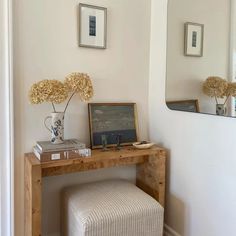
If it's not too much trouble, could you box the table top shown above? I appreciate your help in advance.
[25,145,166,170]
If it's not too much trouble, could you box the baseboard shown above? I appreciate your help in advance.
[164,224,182,236]
[44,233,59,236]
[46,225,179,236]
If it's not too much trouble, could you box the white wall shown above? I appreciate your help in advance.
[149,0,236,235]
[13,0,151,235]
[166,0,230,114]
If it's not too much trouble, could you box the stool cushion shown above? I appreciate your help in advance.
[62,179,164,236]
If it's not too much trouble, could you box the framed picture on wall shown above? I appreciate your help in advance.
[79,3,107,49]
[184,22,204,57]
[88,103,139,149]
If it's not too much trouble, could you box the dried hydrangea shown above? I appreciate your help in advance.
[64,73,94,101]
[202,76,228,98]
[45,80,69,104]
[29,73,94,113]
[29,82,47,104]
[224,82,236,97]
[29,80,68,105]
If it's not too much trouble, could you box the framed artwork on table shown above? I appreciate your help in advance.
[79,3,107,49]
[184,22,204,57]
[88,103,139,149]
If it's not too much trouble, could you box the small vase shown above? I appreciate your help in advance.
[216,104,226,116]
[44,112,65,144]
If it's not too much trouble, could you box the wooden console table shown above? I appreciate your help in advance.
[24,146,166,236]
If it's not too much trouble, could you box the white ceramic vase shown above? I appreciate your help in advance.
[44,112,65,144]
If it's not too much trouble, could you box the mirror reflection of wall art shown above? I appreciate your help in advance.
[184,22,204,57]
[166,100,200,113]
[79,4,107,49]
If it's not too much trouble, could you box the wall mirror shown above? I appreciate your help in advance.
[166,0,236,118]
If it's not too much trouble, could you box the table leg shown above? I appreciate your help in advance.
[136,151,166,208]
[25,157,42,236]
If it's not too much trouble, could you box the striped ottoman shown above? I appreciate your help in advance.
[62,179,164,236]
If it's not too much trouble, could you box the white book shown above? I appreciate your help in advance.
[36,139,86,153]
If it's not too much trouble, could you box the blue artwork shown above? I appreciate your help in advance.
[89,15,96,36]
[192,31,197,47]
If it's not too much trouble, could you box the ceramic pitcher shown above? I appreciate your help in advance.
[216,104,226,116]
[44,112,65,144]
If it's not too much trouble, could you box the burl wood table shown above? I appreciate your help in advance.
[24,146,166,236]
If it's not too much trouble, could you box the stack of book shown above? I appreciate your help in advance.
[33,139,87,162]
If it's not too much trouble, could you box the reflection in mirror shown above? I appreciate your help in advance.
[166,0,236,117]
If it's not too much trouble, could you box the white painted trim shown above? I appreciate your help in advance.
[229,0,236,116]
[164,224,182,236]
[0,0,14,235]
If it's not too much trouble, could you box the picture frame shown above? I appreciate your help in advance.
[88,103,139,149]
[166,99,200,113]
[184,22,204,57]
[79,3,107,49]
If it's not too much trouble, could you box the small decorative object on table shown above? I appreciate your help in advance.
[133,141,155,149]
[29,73,94,144]
[101,134,108,151]
[115,134,122,150]
[76,148,92,157]
[202,76,236,116]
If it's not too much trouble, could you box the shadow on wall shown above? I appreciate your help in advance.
[162,148,186,236]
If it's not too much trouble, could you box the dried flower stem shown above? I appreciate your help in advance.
[64,91,76,113]
[214,91,219,105]
[52,102,56,112]
[224,95,230,105]
[214,96,218,104]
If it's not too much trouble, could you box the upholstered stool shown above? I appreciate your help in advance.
[62,179,164,236]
